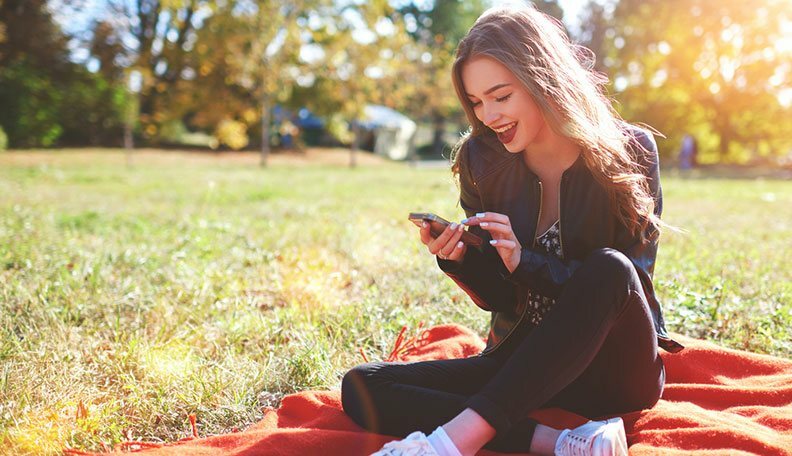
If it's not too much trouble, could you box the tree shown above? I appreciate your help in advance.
[173,1,330,163]
[0,0,126,147]
[395,0,485,157]
[583,0,791,163]
[281,1,420,167]
[0,0,71,70]
[0,0,69,146]
[326,1,413,166]
[107,0,207,143]
[90,20,127,85]
[225,1,318,166]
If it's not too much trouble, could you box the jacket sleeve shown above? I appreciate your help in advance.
[619,127,661,278]
[617,128,684,352]
[501,248,582,298]
[436,140,518,312]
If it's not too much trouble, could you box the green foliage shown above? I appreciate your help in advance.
[325,114,354,144]
[0,1,128,148]
[0,0,71,69]
[586,0,792,163]
[215,119,250,150]
[58,67,128,146]
[159,119,191,143]
[0,60,63,147]
[0,59,128,147]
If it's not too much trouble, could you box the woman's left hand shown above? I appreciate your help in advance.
[463,212,522,273]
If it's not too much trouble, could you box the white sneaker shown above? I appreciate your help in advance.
[554,417,628,456]
[370,431,441,456]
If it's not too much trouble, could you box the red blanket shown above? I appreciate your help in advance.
[69,324,792,455]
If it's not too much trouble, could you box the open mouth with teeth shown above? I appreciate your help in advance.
[492,121,517,144]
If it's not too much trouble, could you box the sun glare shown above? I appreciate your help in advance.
[142,345,196,381]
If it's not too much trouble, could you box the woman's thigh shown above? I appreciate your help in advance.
[543,288,664,417]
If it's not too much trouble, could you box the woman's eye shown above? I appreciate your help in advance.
[496,94,512,102]
[470,101,482,108]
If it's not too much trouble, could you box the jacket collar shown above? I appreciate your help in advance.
[470,131,589,181]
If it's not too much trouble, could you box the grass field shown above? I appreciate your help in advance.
[1,148,790,455]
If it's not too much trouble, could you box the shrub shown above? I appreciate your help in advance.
[215,119,249,150]
[0,60,63,147]
[0,126,7,152]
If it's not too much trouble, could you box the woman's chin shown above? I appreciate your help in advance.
[503,142,523,153]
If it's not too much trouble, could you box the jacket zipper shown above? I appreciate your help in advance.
[479,178,542,356]
[533,180,543,248]
[558,175,565,258]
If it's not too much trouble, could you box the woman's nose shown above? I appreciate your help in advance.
[482,105,500,126]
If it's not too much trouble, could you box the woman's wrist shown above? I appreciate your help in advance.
[438,253,463,262]
[437,248,469,274]
[505,247,521,273]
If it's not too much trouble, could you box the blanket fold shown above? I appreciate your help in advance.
[68,324,792,455]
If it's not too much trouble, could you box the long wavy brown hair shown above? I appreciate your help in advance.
[450,4,662,240]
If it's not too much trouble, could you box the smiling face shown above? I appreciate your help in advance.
[461,55,549,153]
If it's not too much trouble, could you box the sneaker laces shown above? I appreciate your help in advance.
[556,429,596,456]
[371,431,440,456]
[555,418,627,456]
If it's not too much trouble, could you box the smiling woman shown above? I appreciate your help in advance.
[341,4,682,456]
[462,58,549,153]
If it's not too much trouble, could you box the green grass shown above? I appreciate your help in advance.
[0,150,790,455]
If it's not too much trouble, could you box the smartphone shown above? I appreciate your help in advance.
[408,212,484,247]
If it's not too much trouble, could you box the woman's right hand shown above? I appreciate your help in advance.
[419,221,467,262]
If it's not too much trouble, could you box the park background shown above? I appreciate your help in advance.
[0,0,790,454]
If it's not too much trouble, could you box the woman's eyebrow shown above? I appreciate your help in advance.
[484,83,512,94]
[466,83,512,98]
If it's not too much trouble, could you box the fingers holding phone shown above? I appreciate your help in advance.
[421,221,466,262]
[410,212,479,262]
[463,212,521,272]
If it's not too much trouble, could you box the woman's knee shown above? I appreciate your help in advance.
[341,362,383,427]
[582,248,639,288]
[569,248,643,320]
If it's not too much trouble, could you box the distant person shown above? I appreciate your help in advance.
[279,120,299,150]
[679,134,698,170]
[342,4,682,456]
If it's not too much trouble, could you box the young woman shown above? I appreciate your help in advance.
[342,5,683,456]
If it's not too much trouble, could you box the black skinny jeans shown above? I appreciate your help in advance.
[341,248,665,453]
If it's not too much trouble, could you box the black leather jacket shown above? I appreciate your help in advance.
[438,126,684,354]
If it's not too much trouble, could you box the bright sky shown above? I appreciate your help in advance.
[52,0,591,39]
[512,0,590,27]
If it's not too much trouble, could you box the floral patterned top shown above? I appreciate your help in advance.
[525,220,562,326]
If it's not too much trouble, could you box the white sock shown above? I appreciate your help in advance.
[554,429,571,454]
[426,426,463,456]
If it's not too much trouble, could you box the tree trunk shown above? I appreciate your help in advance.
[718,132,731,160]
[350,121,359,169]
[124,122,134,167]
[124,84,136,168]
[260,94,271,168]
[432,112,446,157]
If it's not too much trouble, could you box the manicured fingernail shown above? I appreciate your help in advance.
[460,218,469,224]
[490,239,497,245]
[480,222,489,227]
[449,222,457,230]
[476,213,485,218]
[456,241,463,249]
[422,222,428,228]
[457,224,463,231]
